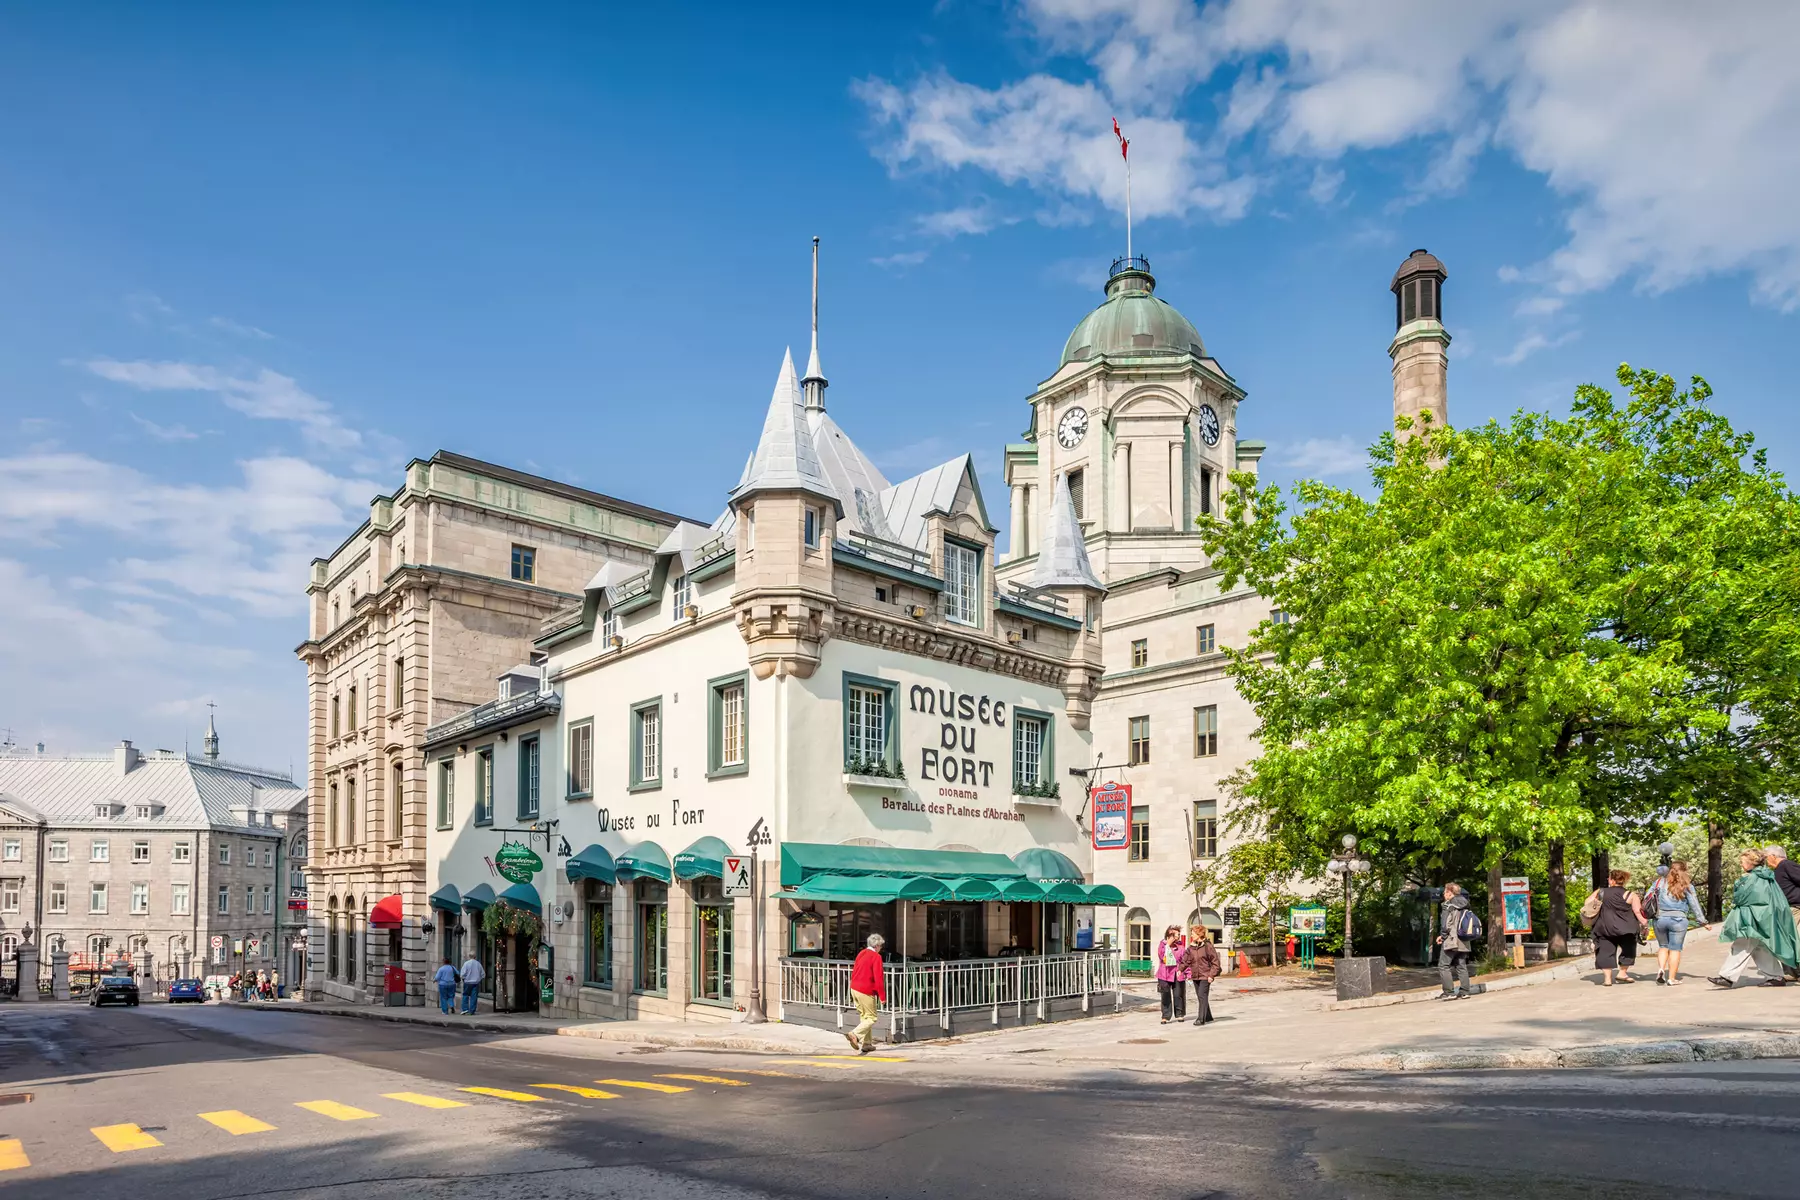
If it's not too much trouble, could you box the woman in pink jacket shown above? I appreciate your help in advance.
[1155,926,1188,1024]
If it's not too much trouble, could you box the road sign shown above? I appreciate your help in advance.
[723,856,753,898]
[1090,782,1132,850]
[1223,907,1241,926]
[210,935,224,950]
[494,841,543,885]
[287,898,308,911]
[248,938,260,951]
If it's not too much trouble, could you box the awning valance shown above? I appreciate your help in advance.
[369,894,404,929]
[785,874,949,903]
[673,835,734,881]
[943,876,1001,902]
[427,884,462,913]
[565,843,617,885]
[780,842,1027,888]
[997,878,1052,902]
[1036,880,1090,904]
[614,841,671,884]
[1011,847,1087,884]
[1084,883,1126,905]
[461,883,496,913]
[497,880,541,914]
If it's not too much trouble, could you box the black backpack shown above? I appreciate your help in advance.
[1642,884,1660,922]
[1456,907,1483,942]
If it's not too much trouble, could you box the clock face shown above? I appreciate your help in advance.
[1056,406,1089,449]
[1198,403,1221,446]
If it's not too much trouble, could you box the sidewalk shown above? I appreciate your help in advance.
[901,932,1800,1076]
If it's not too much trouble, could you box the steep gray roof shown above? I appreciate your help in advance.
[730,349,842,515]
[0,751,301,834]
[881,455,995,552]
[1030,472,1103,591]
[655,520,721,573]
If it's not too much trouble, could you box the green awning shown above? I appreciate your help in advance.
[614,841,671,884]
[428,884,462,913]
[497,880,541,914]
[784,874,949,903]
[673,835,734,881]
[1084,883,1126,905]
[780,841,1027,887]
[998,878,1051,902]
[565,843,616,885]
[461,883,495,913]
[1011,847,1087,884]
[1037,880,1090,904]
[943,876,1001,901]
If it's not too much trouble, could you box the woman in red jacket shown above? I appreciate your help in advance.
[847,934,887,1054]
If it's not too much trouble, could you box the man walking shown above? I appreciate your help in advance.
[1765,846,1800,978]
[1435,882,1475,999]
[459,949,486,1014]
[433,957,458,1014]
[846,933,887,1054]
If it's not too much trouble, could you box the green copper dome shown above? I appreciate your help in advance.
[1060,258,1205,366]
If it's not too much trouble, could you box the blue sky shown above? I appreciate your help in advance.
[3,1,1797,772]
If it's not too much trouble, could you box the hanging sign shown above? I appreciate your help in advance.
[1090,782,1132,850]
[494,841,543,885]
[1500,875,1532,936]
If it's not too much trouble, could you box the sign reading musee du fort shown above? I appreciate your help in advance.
[906,685,1011,793]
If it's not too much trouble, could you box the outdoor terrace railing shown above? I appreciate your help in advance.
[839,530,935,577]
[780,951,1122,1039]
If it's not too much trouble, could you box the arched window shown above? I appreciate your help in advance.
[1124,908,1152,966]
[1186,907,1224,944]
[343,896,358,985]
[326,897,340,979]
[1,935,15,962]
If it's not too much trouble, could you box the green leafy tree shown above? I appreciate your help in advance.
[1188,834,1312,967]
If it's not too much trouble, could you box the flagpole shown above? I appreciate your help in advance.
[1125,154,1133,262]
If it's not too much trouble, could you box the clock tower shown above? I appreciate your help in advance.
[999,255,1260,586]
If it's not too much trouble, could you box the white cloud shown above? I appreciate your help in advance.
[1307,165,1345,205]
[917,202,1012,239]
[1273,434,1366,477]
[861,0,1800,310]
[85,359,362,449]
[209,315,274,340]
[1496,328,1578,366]
[129,412,202,441]
[871,250,931,270]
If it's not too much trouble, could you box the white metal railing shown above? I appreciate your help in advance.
[779,951,1122,1033]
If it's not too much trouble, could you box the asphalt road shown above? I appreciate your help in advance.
[2,1002,1798,1199]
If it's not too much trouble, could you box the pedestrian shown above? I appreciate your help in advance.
[459,948,486,1014]
[846,933,887,1055]
[1155,926,1187,1023]
[1180,925,1221,1026]
[1647,860,1708,985]
[271,969,281,1000]
[433,958,458,1014]
[1435,881,1475,999]
[1711,849,1800,988]
[1583,868,1647,985]
[1764,845,1800,979]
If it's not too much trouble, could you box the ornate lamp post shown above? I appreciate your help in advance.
[1326,834,1373,959]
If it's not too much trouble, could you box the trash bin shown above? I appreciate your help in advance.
[384,964,407,1007]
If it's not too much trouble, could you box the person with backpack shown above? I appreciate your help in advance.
[1582,868,1646,985]
[1646,860,1708,985]
[1434,882,1480,999]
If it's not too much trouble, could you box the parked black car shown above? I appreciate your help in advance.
[90,975,140,1007]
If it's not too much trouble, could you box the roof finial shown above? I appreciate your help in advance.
[203,701,220,761]
[802,236,828,412]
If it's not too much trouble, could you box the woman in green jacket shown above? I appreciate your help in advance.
[1711,849,1800,988]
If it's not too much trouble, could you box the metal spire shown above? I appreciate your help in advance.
[801,236,828,412]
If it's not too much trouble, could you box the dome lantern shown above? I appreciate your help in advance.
[1060,255,1207,366]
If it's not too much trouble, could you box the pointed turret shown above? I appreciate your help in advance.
[202,710,220,762]
[1030,473,1103,592]
[732,348,841,514]
[801,236,828,412]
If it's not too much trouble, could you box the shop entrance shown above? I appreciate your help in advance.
[493,932,539,1013]
[693,879,734,1004]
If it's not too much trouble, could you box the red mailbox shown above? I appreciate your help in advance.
[384,964,406,1006]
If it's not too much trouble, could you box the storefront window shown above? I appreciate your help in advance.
[926,903,983,960]
[693,879,733,1004]
[635,881,668,994]
[828,904,889,961]
[585,888,612,987]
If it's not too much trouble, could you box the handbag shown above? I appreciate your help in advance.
[1580,891,1603,927]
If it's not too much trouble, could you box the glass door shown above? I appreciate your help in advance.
[636,881,668,994]
[695,902,733,1002]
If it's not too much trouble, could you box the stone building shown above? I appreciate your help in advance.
[296,451,684,1003]
[997,250,1450,965]
[0,727,303,987]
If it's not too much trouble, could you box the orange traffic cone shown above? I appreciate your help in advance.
[1237,948,1254,977]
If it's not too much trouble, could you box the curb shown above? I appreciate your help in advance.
[1313,1031,1800,1073]
[1329,961,1587,1011]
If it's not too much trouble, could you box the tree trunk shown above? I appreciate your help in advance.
[1591,850,1609,892]
[1547,841,1568,958]
[1707,821,1725,922]
[1486,854,1505,967]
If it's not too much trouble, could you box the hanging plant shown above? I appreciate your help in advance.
[481,903,543,960]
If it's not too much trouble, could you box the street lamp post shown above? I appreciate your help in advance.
[1326,835,1372,960]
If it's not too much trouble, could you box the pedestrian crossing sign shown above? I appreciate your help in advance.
[724,856,752,897]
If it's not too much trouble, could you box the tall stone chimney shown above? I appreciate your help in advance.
[1389,249,1450,437]
[114,739,140,777]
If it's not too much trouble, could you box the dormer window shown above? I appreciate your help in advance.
[135,805,153,819]
[602,608,619,644]
[671,575,692,619]
[943,540,981,627]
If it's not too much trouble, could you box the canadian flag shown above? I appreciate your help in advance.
[1113,117,1129,160]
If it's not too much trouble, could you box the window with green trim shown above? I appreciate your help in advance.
[630,698,662,790]
[708,673,748,777]
[517,736,541,819]
[842,674,899,774]
[473,747,494,825]
[567,720,593,797]
[943,540,981,626]
[1011,708,1054,795]
[435,760,454,830]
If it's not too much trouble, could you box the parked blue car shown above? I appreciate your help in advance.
[168,978,206,1003]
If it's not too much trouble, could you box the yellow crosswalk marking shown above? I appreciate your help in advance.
[92,1124,162,1152]
[383,1092,468,1109]
[0,1139,28,1171]
[296,1100,378,1121]
[770,1059,857,1070]
[730,1069,806,1078]
[657,1074,748,1086]
[200,1110,275,1135]
[532,1084,621,1099]
[460,1087,545,1102]
[596,1078,689,1093]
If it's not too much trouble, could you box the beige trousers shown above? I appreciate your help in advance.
[850,988,881,1047]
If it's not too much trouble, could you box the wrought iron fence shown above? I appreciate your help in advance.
[779,951,1122,1036]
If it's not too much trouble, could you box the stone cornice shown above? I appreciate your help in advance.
[831,607,1073,688]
